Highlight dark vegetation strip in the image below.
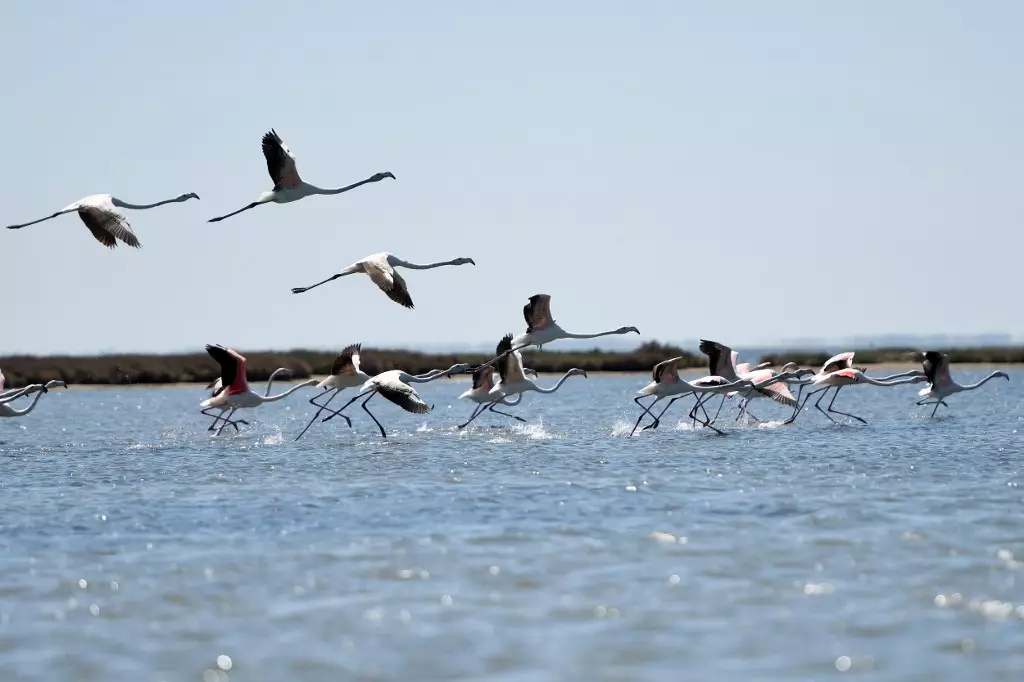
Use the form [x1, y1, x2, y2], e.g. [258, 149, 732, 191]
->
[1, 343, 1021, 388]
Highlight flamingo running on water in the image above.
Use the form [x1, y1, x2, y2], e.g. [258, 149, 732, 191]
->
[0, 380, 67, 417]
[205, 367, 300, 432]
[6, 192, 199, 249]
[207, 129, 395, 223]
[200, 345, 318, 435]
[787, 366, 927, 425]
[699, 340, 801, 422]
[484, 334, 587, 418]
[294, 343, 371, 441]
[511, 294, 639, 351]
[321, 362, 473, 439]
[291, 252, 476, 309]
[913, 351, 1009, 417]
[456, 334, 538, 429]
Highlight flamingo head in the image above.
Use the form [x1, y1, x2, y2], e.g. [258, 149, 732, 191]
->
[618, 326, 640, 335]
[371, 172, 396, 182]
[568, 368, 588, 379]
[178, 193, 200, 201]
[453, 257, 475, 266]
[996, 371, 1010, 381]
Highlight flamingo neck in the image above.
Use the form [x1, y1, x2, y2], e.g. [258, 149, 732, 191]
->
[4, 391, 44, 416]
[391, 258, 463, 271]
[562, 330, 620, 340]
[962, 372, 1005, 390]
[261, 380, 317, 402]
[534, 371, 578, 394]
[310, 177, 376, 196]
[112, 196, 187, 210]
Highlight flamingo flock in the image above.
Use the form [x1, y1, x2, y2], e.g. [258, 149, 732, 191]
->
[2, 129, 1012, 432]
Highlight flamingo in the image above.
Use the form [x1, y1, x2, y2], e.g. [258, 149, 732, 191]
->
[486, 334, 587, 412]
[205, 367, 300, 432]
[511, 294, 639, 351]
[320, 362, 473, 439]
[456, 334, 538, 429]
[730, 362, 815, 423]
[207, 129, 395, 223]
[291, 252, 476, 309]
[783, 351, 923, 425]
[787, 367, 927, 425]
[913, 351, 1009, 417]
[294, 343, 371, 441]
[0, 380, 67, 417]
[699, 340, 800, 422]
[6, 192, 199, 249]
[200, 345, 318, 436]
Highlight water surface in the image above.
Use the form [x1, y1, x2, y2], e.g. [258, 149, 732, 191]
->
[2, 372, 1023, 680]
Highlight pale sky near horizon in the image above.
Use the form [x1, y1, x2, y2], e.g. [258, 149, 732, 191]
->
[2, 1, 1021, 356]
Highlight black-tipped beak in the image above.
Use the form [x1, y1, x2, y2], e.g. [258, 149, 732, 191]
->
[385, 172, 396, 180]
[582, 371, 589, 378]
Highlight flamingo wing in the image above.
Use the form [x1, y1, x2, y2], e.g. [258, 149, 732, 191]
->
[920, 350, 953, 388]
[523, 294, 553, 333]
[362, 258, 414, 309]
[735, 362, 752, 375]
[747, 369, 797, 406]
[205, 344, 244, 392]
[261, 129, 302, 190]
[374, 376, 431, 414]
[0, 369, 4, 392]
[652, 356, 683, 384]
[471, 365, 496, 391]
[77, 205, 140, 249]
[820, 351, 855, 375]
[331, 343, 363, 376]
[698, 340, 737, 379]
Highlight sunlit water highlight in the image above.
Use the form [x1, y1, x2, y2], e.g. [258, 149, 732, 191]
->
[1, 372, 1023, 680]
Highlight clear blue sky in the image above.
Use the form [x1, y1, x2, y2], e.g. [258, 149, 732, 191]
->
[2, 1, 1021, 355]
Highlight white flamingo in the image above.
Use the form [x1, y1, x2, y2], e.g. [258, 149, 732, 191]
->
[0, 380, 67, 417]
[291, 252, 476, 309]
[699, 340, 801, 422]
[486, 336, 587, 412]
[783, 351, 923, 424]
[294, 343, 371, 440]
[730, 361, 815, 422]
[205, 367, 299, 432]
[511, 294, 639, 350]
[200, 345, 318, 436]
[788, 366, 927, 425]
[321, 362, 473, 439]
[6, 192, 199, 248]
[207, 129, 394, 222]
[913, 351, 1009, 417]
[456, 334, 538, 429]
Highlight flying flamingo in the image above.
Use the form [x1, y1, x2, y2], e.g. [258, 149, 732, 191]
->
[205, 367, 300, 432]
[699, 340, 800, 422]
[485, 335, 587, 413]
[456, 334, 538, 429]
[787, 367, 927, 425]
[783, 351, 923, 424]
[207, 129, 395, 223]
[511, 294, 639, 351]
[913, 351, 1009, 417]
[294, 343, 371, 441]
[291, 252, 476, 309]
[0, 380, 67, 417]
[6, 192, 200, 248]
[200, 345, 318, 436]
[321, 362, 473, 439]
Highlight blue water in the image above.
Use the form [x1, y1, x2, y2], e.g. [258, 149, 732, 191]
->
[1, 371, 1023, 681]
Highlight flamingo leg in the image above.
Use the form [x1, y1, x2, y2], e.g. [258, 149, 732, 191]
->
[201, 407, 246, 432]
[689, 394, 724, 435]
[487, 402, 526, 423]
[708, 394, 728, 425]
[310, 388, 353, 425]
[629, 395, 660, 437]
[825, 387, 866, 424]
[322, 389, 375, 423]
[360, 392, 388, 439]
[930, 400, 943, 418]
[295, 389, 349, 441]
[641, 395, 684, 432]
[214, 408, 240, 437]
[458, 402, 490, 429]
[811, 387, 837, 423]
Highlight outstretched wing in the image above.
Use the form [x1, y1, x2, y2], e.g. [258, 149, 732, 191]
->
[205, 344, 242, 389]
[78, 206, 140, 249]
[652, 356, 683, 384]
[820, 351, 854, 375]
[375, 378, 431, 414]
[919, 350, 952, 388]
[493, 333, 515, 383]
[699, 339, 734, 378]
[261, 129, 302, 190]
[747, 369, 797, 406]
[363, 258, 415, 309]
[523, 294, 553, 333]
[331, 343, 363, 376]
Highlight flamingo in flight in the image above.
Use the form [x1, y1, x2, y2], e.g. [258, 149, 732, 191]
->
[511, 294, 639, 351]
[207, 129, 395, 223]
[0, 380, 67, 417]
[291, 252, 476, 308]
[294, 343, 371, 441]
[6, 192, 199, 249]
[457, 334, 538, 429]
[321, 362, 473, 439]
[783, 351, 923, 425]
[205, 367, 301, 432]
[913, 350, 1009, 417]
[699, 340, 800, 422]
[200, 344, 318, 436]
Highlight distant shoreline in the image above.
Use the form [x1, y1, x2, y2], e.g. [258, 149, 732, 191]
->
[2, 342, 1019, 390]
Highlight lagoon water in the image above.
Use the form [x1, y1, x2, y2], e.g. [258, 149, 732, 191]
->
[1, 372, 1023, 681]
